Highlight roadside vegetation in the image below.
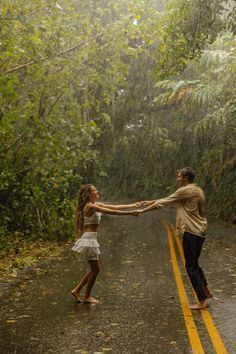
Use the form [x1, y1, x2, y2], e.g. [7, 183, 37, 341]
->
[0, 0, 235, 277]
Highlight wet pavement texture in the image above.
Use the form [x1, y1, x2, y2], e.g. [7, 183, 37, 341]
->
[0, 210, 236, 354]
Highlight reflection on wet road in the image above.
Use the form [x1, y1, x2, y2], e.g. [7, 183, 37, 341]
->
[0, 210, 235, 353]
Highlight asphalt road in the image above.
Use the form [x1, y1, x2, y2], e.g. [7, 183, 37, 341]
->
[0, 210, 235, 353]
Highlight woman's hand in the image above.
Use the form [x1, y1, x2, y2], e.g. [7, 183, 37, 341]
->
[133, 201, 143, 208]
[130, 210, 139, 216]
[142, 201, 156, 207]
[131, 209, 144, 216]
[133, 201, 150, 208]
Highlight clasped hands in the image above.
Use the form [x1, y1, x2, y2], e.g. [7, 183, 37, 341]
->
[130, 201, 154, 216]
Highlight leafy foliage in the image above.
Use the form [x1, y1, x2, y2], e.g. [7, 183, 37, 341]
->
[0, 0, 235, 251]
[149, 35, 236, 220]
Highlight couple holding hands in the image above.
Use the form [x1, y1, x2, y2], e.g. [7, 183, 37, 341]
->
[71, 167, 211, 310]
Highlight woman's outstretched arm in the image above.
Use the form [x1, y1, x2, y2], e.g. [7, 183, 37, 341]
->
[88, 203, 138, 216]
[96, 201, 144, 210]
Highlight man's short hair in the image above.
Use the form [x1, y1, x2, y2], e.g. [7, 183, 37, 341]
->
[180, 167, 195, 182]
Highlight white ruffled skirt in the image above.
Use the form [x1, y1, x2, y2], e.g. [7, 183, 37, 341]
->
[72, 232, 101, 260]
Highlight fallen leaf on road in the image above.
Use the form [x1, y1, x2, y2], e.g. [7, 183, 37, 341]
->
[95, 331, 103, 337]
[16, 315, 30, 319]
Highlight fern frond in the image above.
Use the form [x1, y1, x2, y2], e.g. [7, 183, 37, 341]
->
[200, 49, 230, 69]
[154, 80, 201, 106]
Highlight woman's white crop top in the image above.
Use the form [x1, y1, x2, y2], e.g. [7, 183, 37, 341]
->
[83, 212, 102, 226]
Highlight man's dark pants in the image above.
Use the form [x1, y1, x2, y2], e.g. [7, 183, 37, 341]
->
[183, 231, 207, 301]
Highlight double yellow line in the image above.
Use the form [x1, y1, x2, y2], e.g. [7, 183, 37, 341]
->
[162, 220, 227, 354]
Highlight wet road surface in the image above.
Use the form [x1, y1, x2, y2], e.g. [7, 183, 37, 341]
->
[0, 210, 235, 353]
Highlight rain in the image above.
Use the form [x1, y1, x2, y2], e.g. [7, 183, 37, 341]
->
[0, 0, 235, 353]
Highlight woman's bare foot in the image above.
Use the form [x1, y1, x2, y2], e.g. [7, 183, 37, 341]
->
[71, 290, 83, 303]
[83, 296, 99, 304]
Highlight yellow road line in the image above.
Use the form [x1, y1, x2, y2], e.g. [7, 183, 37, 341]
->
[168, 222, 227, 354]
[162, 221, 204, 354]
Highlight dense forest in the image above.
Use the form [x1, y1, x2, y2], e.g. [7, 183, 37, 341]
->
[0, 0, 235, 249]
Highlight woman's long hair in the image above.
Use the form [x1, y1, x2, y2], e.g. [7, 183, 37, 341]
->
[75, 184, 93, 237]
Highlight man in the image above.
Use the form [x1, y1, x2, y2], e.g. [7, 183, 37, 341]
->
[138, 167, 212, 310]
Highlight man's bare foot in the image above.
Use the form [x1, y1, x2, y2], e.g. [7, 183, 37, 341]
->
[83, 296, 99, 304]
[190, 300, 208, 310]
[71, 290, 83, 303]
[204, 285, 213, 299]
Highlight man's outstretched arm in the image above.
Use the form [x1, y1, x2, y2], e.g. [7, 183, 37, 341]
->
[139, 189, 185, 214]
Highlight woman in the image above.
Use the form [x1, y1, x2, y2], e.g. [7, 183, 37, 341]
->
[71, 184, 141, 304]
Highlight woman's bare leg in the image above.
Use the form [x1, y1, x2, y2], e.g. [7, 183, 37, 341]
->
[84, 260, 100, 303]
[71, 270, 91, 302]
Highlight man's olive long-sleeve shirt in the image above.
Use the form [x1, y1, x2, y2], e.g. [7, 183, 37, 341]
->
[154, 183, 207, 237]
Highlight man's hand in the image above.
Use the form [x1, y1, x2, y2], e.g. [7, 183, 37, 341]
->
[131, 210, 139, 216]
[136, 209, 144, 215]
[137, 202, 158, 214]
[131, 210, 143, 216]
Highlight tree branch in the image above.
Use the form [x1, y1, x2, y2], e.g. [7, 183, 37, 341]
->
[2, 33, 104, 75]
[2, 15, 134, 75]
